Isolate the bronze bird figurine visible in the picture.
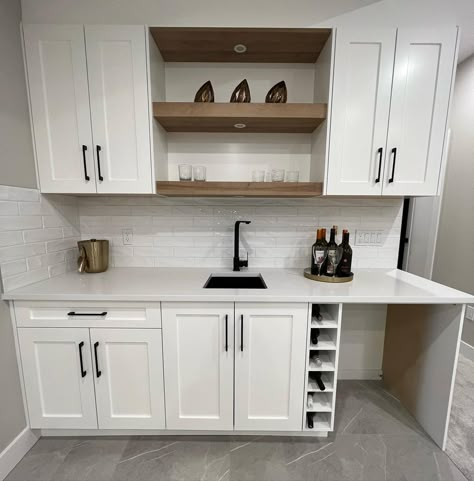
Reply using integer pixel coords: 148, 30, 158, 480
194, 80, 214, 102
230, 79, 251, 103
266, 81, 287, 103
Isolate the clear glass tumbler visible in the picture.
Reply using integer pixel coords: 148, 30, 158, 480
193, 165, 207, 181
271, 169, 285, 182
178, 164, 192, 181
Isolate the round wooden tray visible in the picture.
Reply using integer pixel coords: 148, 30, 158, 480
303, 268, 354, 283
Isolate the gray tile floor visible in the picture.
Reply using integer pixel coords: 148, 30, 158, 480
7, 371, 471, 481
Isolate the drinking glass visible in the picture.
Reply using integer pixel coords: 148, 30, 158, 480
178, 164, 192, 181
286, 170, 299, 182
193, 165, 207, 181
271, 169, 285, 182
313, 246, 327, 276
252, 170, 265, 182
332, 246, 343, 277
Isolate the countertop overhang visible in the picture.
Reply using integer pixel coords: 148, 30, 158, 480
2, 268, 473, 304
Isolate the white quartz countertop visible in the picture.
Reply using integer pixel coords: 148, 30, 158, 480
2, 268, 473, 304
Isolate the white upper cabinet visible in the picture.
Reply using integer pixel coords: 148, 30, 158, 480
23, 25, 97, 193
18, 327, 98, 429
327, 27, 457, 196
326, 29, 396, 196
85, 26, 152, 194
234, 303, 307, 431
383, 28, 458, 196
162, 303, 234, 430
91, 328, 166, 429
23, 25, 153, 194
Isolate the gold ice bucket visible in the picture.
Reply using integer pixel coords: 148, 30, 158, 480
77, 239, 109, 273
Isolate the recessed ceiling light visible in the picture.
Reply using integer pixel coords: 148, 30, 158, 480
234, 123, 246, 129
234, 44, 247, 54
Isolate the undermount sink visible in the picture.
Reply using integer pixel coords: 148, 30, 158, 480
203, 273, 267, 289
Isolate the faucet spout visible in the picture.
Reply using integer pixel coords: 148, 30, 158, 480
233, 220, 251, 271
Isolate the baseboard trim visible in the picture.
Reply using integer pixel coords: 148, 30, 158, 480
338, 369, 382, 380
460, 340, 474, 362
0, 427, 39, 481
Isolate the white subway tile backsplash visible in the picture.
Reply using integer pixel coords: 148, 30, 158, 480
46, 238, 78, 253
0, 185, 79, 292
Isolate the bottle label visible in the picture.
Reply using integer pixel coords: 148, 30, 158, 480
313, 248, 326, 264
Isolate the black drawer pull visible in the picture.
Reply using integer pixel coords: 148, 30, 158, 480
78, 341, 86, 378
96, 145, 104, 181
225, 314, 228, 352
241, 314, 244, 352
68, 311, 107, 317
82, 145, 90, 181
375, 147, 383, 183
94, 341, 101, 378
389, 147, 397, 183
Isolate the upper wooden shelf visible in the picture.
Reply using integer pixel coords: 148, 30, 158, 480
153, 102, 327, 133
156, 181, 323, 197
149, 27, 332, 63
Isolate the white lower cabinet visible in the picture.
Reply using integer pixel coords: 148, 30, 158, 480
18, 326, 165, 430
161, 303, 234, 430
18, 328, 98, 429
91, 329, 166, 429
162, 302, 308, 431
234, 303, 308, 431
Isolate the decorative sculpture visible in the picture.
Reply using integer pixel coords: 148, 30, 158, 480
230, 79, 251, 103
266, 81, 287, 103
194, 80, 214, 102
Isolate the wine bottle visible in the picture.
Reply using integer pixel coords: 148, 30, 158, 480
307, 393, 314, 408
311, 351, 322, 367
319, 228, 328, 275
311, 328, 320, 346
311, 229, 327, 275
336, 230, 353, 277
307, 412, 314, 429
312, 304, 322, 321
314, 372, 326, 391
325, 227, 338, 276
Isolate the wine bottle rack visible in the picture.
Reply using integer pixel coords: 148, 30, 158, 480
303, 303, 342, 432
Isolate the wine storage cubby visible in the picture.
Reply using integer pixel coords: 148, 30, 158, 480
303, 303, 342, 432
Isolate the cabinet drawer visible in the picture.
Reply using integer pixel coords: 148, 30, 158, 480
14, 301, 161, 328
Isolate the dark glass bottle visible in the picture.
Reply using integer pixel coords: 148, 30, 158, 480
336, 230, 353, 277
319, 228, 328, 275
310, 328, 320, 346
325, 227, 338, 276
307, 412, 314, 429
314, 372, 326, 391
311, 229, 327, 275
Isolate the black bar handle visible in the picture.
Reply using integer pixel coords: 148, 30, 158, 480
94, 341, 102, 378
240, 314, 244, 352
78, 341, 86, 378
375, 147, 383, 183
389, 147, 397, 183
82, 145, 90, 181
68, 311, 107, 317
225, 314, 228, 352
96, 145, 104, 181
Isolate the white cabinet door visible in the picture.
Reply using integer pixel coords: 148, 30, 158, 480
91, 328, 165, 429
18, 328, 97, 429
383, 28, 458, 196
23, 25, 97, 193
162, 303, 234, 430
234, 303, 307, 431
85, 26, 153, 194
326, 29, 396, 195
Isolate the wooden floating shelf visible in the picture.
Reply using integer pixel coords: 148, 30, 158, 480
149, 27, 332, 63
153, 102, 327, 133
155, 181, 323, 198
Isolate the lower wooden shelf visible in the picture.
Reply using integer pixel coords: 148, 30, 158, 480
156, 181, 323, 197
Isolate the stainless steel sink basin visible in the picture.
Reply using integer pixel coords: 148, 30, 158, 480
203, 273, 267, 289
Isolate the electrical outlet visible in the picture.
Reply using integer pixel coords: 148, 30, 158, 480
355, 230, 384, 246
466, 306, 474, 322
122, 228, 133, 245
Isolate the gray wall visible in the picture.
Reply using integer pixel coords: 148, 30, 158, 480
0, 0, 37, 189
0, 0, 31, 454
432, 55, 474, 346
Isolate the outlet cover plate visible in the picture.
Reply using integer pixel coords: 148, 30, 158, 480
122, 228, 133, 245
466, 305, 474, 322
355, 229, 384, 246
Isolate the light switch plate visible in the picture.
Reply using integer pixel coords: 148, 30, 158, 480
466, 305, 474, 322
355, 230, 384, 246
